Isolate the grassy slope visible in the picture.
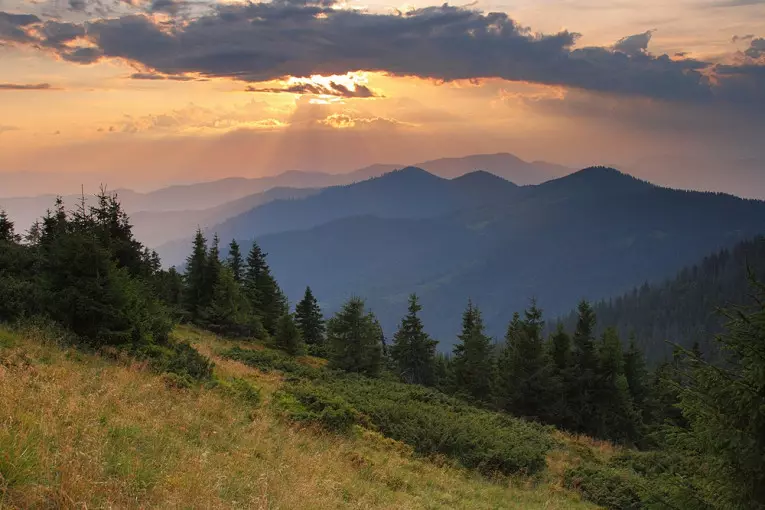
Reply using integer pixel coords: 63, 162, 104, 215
0, 325, 601, 509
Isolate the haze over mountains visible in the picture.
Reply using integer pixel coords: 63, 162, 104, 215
0, 153, 568, 242
153, 165, 765, 350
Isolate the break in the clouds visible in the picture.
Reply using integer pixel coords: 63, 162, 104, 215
247, 81, 379, 98
1, 1, 763, 112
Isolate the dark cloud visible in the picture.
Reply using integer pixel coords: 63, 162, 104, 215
744, 37, 765, 58
613, 30, 654, 57
0, 82, 57, 90
0, 11, 40, 43
247, 81, 379, 98
732, 34, 754, 43
69, 0, 87, 11
130, 72, 197, 80
61, 46, 103, 63
711, 0, 765, 6
148, 0, 186, 15
1, 4, 764, 111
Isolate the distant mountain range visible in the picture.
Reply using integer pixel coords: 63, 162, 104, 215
154, 165, 765, 352
0, 153, 568, 240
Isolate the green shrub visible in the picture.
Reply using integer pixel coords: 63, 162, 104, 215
136, 340, 214, 382
564, 464, 644, 510
274, 384, 360, 433
221, 346, 319, 378
215, 376, 262, 406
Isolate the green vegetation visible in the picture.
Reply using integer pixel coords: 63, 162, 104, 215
2, 195, 764, 509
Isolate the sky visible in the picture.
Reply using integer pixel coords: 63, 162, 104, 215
0, 0, 764, 197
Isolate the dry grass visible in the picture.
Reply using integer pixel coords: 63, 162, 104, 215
0, 325, 598, 509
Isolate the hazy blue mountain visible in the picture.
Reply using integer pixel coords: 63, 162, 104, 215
201, 166, 765, 352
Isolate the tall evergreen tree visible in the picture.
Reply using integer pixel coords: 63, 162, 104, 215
227, 239, 244, 282
593, 328, 639, 442
623, 335, 650, 419
244, 242, 287, 335
204, 266, 253, 335
0, 210, 18, 243
570, 300, 599, 433
546, 323, 574, 428
327, 297, 383, 376
452, 300, 494, 403
670, 279, 765, 509
206, 233, 222, 293
294, 286, 325, 346
275, 313, 303, 355
184, 228, 208, 320
390, 294, 438, 385
497, 301, 551, 419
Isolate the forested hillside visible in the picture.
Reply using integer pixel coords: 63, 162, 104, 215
1, 193, 764, 509
181, 166, 765, 348
560, 236, 765, 363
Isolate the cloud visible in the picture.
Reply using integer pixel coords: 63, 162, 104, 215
0, 11, 39, 43
613, 30, 654, 57
0, 125, 19, 134
320, 113, 406, 129
130, 72, 197, 80
247, 81, 379, 98
0, 82, 57, 90
711, 0, 765, 6
148, 0, 186, 15
744, 37, 765, 59
732, 34, 755, 43
1, 3, 764, 111
69, 0, 87, 11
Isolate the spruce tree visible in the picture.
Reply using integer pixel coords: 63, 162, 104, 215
390, 294, 438, 385
623, 335, 650, 417
204, 266, 253, 335
184, 228, 208, 320
671, 279, 765, 508
227, 239, 244, 282
570, 300, 599, 433
275, 313, 303, 355
546, 323, 574, 428
593, 327, 639, 442
206, 233, 222, 292
497, 301, 551, 419
294, 286, 325, 346
0, 210, 18, 243
327, 297, 382, 376
452, 300, 494, 403
244, 242, 287, 335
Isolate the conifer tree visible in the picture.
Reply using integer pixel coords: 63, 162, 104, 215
206, 233, 222, 292
294, 286, 325, 346
0, 210, 18, 243
390, 294, 438, 385
593, 327, 639, 442
671, 279, 765, 508
452, 300, 494, 402
183, 228, 208, 320
327, 297, 382, 376
623, 335, 650, 416
570, 300, 599, 433
227, 239, 244, 282
275, 313, 303, 355
546, 323, 574, 428
244, 241, 287, 335
497, 301, 551, 419
204, 266, 253, 335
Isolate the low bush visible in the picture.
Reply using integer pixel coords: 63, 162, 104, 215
274, 384, 361, 433
564, 464, 644, 510
136, 340, 214, 382
221, 346, 320, 378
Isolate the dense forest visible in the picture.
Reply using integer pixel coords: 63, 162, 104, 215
560, 236, 765, 363
1, 194, 764, 509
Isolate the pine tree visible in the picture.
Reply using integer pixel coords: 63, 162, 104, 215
623, 335, 650, 417
244, 242, 287, 335
390, 294, 438, 385
546, 323, 574, 428
452, 300, 494, 403
497, 301, 551, 419
670, 278, 765, 508
184, 228, 208, 321
592, 328, 639, 442
294, 286, 325, 346
204, 266, 254, 335
206, 233, 222, 295
570, 300, 599, 434
275, 313, 303, 355
0, 210, 18, 243
227, 239, 244, 282
327, 297, 382, 376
